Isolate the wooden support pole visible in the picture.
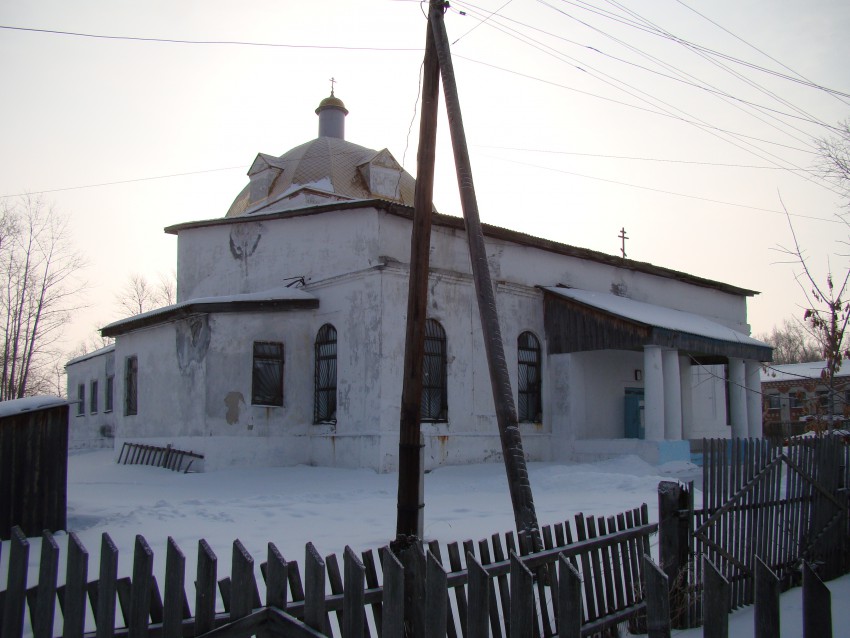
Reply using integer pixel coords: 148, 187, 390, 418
428, 0, 541, 548
394, 0, 441, 545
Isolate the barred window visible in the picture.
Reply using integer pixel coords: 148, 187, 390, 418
252, 341, 284, 406
421, 319, 448, 422
125, 356, 138, 416
766, 393, 780, 410
90, 380, 99, 414
105, 375, 114, 413
77, 383, 85, 416
518, 331, 542, 422
314, 324, 337, 423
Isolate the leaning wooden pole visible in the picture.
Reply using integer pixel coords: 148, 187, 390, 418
394, 10, 441, 543
428, 0, 542, 545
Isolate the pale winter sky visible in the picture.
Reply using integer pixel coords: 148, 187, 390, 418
1, 0, 849, 355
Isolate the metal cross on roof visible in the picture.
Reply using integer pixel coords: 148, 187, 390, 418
329, 77, 336, 96
619, 227, 629, 258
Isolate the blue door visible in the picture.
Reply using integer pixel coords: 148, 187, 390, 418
624, 388, 645, 439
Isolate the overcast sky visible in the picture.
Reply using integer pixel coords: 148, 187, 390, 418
2, 0, 849, 353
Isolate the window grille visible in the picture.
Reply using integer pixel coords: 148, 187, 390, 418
252, 341, 284, 406
421, 319, 448, 421
314, 324, 337, 423
125, 356, 138, 416
77, 384, 85, 416
90, 380, 99, 414
518, 331, 542, 422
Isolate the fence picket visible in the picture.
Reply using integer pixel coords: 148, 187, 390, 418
477, 537, 503, 638
343, 546, 365, 638
802, 561, 832, 638
305, 542, 328, 635
195, 539, 217, 634
754, 556, 779, 638
162, 537, 186, 638
361, 549, 382, 636
508, 552, 533, 638
63, 532, 89, 638
466, 552, 489, 638
2, 527, 29, 638
427, 539, 457, 638
643, 555, 670, 638
425, 551, 447, 638
703, 556, 729, 638
96, 533, 119, 638
446, 541, 469, 636
381, 547, 404, 638
128, 535, 154, 637
557, 554, 581, 638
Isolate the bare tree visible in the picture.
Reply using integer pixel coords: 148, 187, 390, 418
0, 195, 86, 400
815, 119, 850, 205
756, 318, 821, 364
116, 271, 176, 317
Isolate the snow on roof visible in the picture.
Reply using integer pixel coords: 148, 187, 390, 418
544, 287, 767, 348
65, 343, 115, 367
101, 286, 316, 333
0, 395, 70, 419
761, 359, 850, 383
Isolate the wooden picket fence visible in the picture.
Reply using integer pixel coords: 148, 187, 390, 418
116, 442, 204, 473
657, 436, 850, 630
0, 505, 654, 638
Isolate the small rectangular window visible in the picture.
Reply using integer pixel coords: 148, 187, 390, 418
125, 356, 138, 416
767, 394, 780, 410
252, 341, 284, 406
90, 380, 99, 414
105, 375, 114, 413
77, 383, 85, 416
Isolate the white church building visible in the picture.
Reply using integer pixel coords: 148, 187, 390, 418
66, 93, 771, 472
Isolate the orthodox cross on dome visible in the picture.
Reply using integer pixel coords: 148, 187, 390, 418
618, 227, 629, 258
329, 77, 337, 96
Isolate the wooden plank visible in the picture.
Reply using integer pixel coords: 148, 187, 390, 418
1, 526, 29, 638
427, 540, 457, 638
361, 549, 382, 636
478, 538, 503, 638
754, 556, 779, 638
703, 556, 729, 638
128, 535, 154, 638
802, 561, 832, 638
381, 546, 405, 638
148, 575, 164, 624
231, 539, 255, 620
304, 542, 327, 634
597, 516, 618, 616
325, 553, 346, 631
615, 512, 635, 607
96, 532, 119, 638
33, 530, 60, 638
573, 513, 598, 621
465, 552, 489, 638
195, 539, 218, 635
63, 532, 89, 638
509, 551, 533, 638
162, 537, 185, 638
344, 546, 366, 638
643, 555, 670, 638
425, 550, 447, 638
446, 541, 469, 637
490, 533, 512, 637
289, 560, 306, 603
557, 554, 581, 638
267, 543, 288, 610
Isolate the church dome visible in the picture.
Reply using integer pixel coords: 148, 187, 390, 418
225, 94, 419, 218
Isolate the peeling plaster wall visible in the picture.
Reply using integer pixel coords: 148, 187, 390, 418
65, 349, 115, 450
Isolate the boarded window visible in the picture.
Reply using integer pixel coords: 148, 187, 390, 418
421, 319, 448, 422
90, 380, 99, 414
518, 331, 542, 422
77, 384, 85, 416
125, 356, 138, 416
252, 341, 284, 406
105, 375, 114, 413
314, 324, 337, 423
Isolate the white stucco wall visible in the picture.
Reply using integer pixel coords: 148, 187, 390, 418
65, 347, 116, 450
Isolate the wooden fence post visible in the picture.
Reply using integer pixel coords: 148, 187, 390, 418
128, 535, 153, 638
195, 539, 217, 635
802, 561, 832, 638
466, 552, 490, 638
162, 537, 185, 638
1, 526, 29, 638
305, 542, 328, 635
702, 557, 729, 638
557, 554, 582, 638
643, 554, 671, 638
657, 480, 689, 622
754, 556, 779, 638
266, 543, 288, 610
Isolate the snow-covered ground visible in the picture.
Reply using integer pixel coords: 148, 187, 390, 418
1, 449, 846, 636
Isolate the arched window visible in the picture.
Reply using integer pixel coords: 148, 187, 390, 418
421, 319, 448, 422
314, 324, 337, 423
517, 331, 542, 422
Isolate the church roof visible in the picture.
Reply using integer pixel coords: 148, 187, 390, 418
225, 94, 418, 217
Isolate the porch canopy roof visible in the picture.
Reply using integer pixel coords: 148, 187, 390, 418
542, 286, 772, 363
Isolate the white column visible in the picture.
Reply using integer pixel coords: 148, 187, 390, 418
728, 357, 748, 439
679, 356, 694, 440
745, 360, 763, 438
644, 346, 664, 440
662, 349, 682, 440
